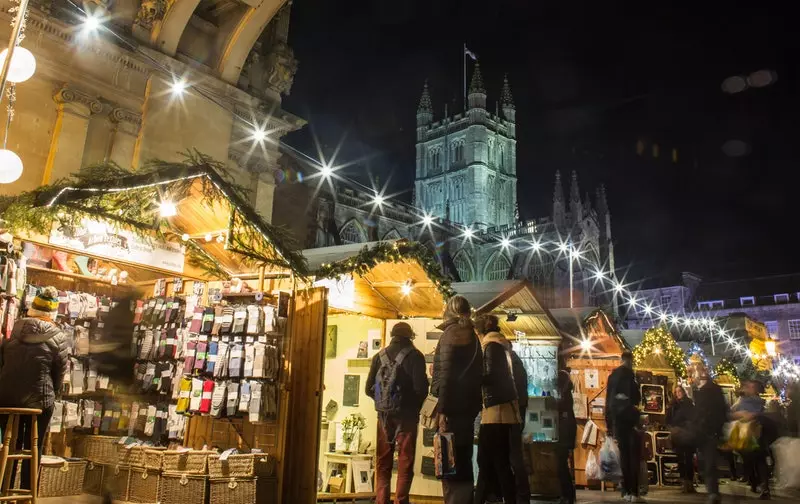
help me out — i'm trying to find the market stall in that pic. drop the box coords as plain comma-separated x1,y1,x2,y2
300,241,451,502
455,280,563,497
0,158,320,504
551,307,628,488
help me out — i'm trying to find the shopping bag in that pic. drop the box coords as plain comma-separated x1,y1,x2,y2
581,419,598,446
723,420,760,452
434,432,457,479
585,449,600,480
772,437,800,489
599,437,622,482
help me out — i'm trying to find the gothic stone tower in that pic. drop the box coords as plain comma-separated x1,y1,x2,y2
413,66,517,230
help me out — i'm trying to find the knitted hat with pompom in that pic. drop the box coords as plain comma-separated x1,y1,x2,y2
28,286,60,320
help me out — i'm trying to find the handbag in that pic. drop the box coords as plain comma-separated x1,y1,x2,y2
420,335,480,430
433,432,457,479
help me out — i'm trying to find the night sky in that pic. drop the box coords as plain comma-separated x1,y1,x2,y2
282,0,797,283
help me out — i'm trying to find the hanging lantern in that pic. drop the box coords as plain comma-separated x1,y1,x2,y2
0,47,36,83
0,149,23,184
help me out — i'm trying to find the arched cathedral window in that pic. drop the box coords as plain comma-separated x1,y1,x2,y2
340,221,366,244
486,254,511,281
454,252,474,282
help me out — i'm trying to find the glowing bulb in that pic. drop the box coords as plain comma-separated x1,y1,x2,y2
216,234,225,243
320,163,333,178
401,282,412,296
252,128,267,142
181,233,190,241
205,233,212,242
558,242,569,253
643,304,653,315
170,79,187,95
119,271,128,280
658,312,667,322
500,237,511,249
83,14,101,32
613,282,624,294
580,339,592,351
593,269,605,280
462,227,474,239
159,201,177,217
373,193,385,206
0,47,36,83
422,213,434,226
530,240,541,252
654,348,661,354
0,149,23,183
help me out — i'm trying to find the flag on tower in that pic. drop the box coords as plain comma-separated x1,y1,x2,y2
464,46,478,60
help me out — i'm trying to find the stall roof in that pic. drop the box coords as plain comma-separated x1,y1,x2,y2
552,307,630,354
3,161,307,281
453,280,561,340
302,241,447,319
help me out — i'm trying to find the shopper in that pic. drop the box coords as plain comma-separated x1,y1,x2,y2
0,287,68,490
606,350,643,503
556,370,577,504
689,362,728,504
366,321,429,504
667,385,696,493
732,379,770,499
473,314,519,504
788,382,800,437
510,342,530,504
431,295,483,504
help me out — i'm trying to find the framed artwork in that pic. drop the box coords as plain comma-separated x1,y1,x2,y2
641,384,666,414
352,460,373,492
356,341,369,359
325,325,338,359
342,374,360,407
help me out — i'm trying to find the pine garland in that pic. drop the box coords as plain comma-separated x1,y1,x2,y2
633,325,688,378
314,241,455,298
714,358,740,388
0,152,307,279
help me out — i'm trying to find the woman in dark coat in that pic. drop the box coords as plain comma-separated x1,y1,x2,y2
431,295,483,504
556,370,577,504
0,287,68,490
667,385,696,493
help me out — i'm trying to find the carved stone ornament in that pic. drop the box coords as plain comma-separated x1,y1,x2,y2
134,0,167,31
110,108,142,126
263,42,298,96
54,87,103,114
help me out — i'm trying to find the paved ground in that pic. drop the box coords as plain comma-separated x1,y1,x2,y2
35,481,800,503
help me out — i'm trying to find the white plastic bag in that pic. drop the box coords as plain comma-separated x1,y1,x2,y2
585,449,600,480
599,437,622,482
772,437,800,489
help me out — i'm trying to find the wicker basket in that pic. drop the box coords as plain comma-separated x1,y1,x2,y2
82,462,104,496
102,464,132,501
208,454,271,478
128,467,161,503
75,435,119,465
209,477,256,504
117,445,147,467
143,447,168,470
160,472,208,504
38,459,87,497
162,450,213,474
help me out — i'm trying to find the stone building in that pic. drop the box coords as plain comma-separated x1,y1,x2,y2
625,272,800,362
295,66,617,309
0,0,303,222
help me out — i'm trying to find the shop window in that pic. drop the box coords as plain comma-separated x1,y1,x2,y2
789,319,800,340
697,300,723,311
765,321,779,339
740,296,755,306
774,293,790,304
486,254,511,281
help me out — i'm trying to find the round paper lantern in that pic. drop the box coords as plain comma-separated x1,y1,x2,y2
0,47,36,83
0,149,23,184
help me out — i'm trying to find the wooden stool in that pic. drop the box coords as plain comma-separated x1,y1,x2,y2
0,408,43,503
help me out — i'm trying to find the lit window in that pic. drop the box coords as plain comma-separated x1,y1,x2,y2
454,253,473,282
740,296,755,306
774,293,790,304
486,254,511,281
765,321,779,339
788,319,800,340
660,295,672,307
697,300,724,311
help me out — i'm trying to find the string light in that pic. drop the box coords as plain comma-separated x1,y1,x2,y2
462,227,474,240
530,239,542,252
170,79,187,96
181,233,189,241
158,200,177,217
320,163,333,178
83,13,101,32
580,338,592,352
204,233,213,242
401,280,413,296
500,237,511,249
421,213,434,227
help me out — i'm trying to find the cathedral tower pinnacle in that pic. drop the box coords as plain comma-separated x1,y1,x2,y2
569,170,583,224
468,63,487,110
501,74,515,122
417,80,433,127
553,171,566,228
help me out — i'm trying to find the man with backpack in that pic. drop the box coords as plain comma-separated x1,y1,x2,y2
366,321,429,504
606,350,644,503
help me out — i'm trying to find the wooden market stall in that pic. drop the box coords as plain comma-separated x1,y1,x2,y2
550,307,628,488
299,241,450,503
0,160,324,504
454,280,564,497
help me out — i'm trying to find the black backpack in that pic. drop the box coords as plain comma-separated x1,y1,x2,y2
373,347,413,414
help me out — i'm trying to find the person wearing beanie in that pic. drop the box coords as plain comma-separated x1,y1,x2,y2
366,321,428,504
0,285,68,490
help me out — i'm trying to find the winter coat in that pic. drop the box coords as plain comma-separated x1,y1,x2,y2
431,318,482,419
480,332,520,424
558,387,578,449
0,317,68,410
691,380,728,440
605,365,641,432
511,350,528,418
365,336,429,419
667,396,694,429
